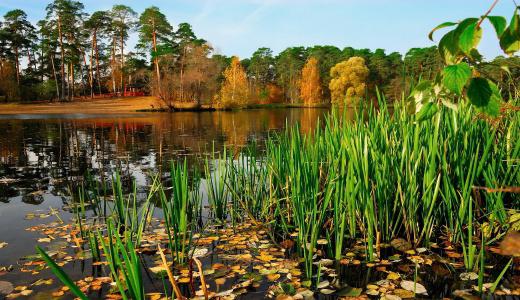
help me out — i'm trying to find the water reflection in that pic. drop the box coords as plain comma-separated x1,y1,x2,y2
0,109,329,205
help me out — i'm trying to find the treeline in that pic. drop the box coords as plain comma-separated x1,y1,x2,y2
0,1,518,107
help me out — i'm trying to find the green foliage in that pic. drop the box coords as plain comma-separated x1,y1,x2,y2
411,3,520,120
467,78,501,115
442,62,471,95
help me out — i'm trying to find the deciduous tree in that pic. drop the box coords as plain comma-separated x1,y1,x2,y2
299,57,322,104
219,56,249,108
329,56,369,105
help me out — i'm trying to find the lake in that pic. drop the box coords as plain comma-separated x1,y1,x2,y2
0,108,329,292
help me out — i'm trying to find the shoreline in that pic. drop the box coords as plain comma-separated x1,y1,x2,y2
0,96,331,115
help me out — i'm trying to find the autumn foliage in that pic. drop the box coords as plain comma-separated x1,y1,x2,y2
329,56,369,105
299,57,322,104
219,56,249,108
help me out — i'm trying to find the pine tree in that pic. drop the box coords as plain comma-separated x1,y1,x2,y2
138,6,172,99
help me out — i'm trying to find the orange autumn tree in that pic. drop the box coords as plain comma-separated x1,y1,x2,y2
219,56,249,108
299,57,322,105
329,56,369,105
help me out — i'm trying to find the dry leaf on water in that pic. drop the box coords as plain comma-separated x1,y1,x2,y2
499,231,520,256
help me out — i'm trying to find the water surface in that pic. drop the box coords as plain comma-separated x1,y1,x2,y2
0,108,328,288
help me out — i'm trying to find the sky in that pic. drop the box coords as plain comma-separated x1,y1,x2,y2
0,0,517,60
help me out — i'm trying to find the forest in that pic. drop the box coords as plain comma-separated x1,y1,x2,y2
1,0,519,109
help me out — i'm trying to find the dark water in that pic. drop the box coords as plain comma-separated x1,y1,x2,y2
0,109,328,285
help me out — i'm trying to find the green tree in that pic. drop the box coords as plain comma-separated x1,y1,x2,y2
110,5,138,93
306,45,343,100
275,46,308,102
138,6,173,98
84,11,111,96
248,47,275,88
3,9,36,84
45,0,87,100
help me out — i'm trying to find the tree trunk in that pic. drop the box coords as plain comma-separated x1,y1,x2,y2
88,37,94,98
120,32,124,95
58,15,66,101
94,30,102,95
152,20,162,98
50,50,60,100
111,36,117,94
14,47,20,85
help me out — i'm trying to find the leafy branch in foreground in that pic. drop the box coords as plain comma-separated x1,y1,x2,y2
410,0,519,119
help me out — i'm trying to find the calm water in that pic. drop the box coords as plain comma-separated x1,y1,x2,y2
0,108,328,288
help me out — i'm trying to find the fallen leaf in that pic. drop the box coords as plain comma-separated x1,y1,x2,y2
460,272,479,281
500,231,520,256
400,281,427,295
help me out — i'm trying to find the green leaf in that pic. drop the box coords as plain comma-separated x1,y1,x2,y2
459,22,482,55
416,102,439,122
439,30,460,65
500,9,520,55
466,78,502,116
36,246,89,300
442,62,471,95
487,16,507,37
429,21,458,41
409,80,433,103
499,29,520,55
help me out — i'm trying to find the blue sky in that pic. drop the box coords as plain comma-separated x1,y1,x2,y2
0,0,516,59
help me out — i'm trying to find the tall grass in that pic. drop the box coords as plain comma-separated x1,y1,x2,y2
160,160,202,264
225,97,519,279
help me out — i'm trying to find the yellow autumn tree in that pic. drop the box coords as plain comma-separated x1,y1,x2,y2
329,56,369,105
219,56,249,108
299,57,322,105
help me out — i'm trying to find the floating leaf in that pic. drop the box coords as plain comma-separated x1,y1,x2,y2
499,231,520,256
460,272,479,281
400,281,428,295
0,242,7,249
267,273,280,282
337,286,362,297
387,272,401,280
390,238,412,252
317,280,329,289
393,288,415,299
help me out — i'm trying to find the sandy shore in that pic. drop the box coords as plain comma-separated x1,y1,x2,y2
0,96,166,115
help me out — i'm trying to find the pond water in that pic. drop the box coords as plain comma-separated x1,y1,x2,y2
0,108,329,293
